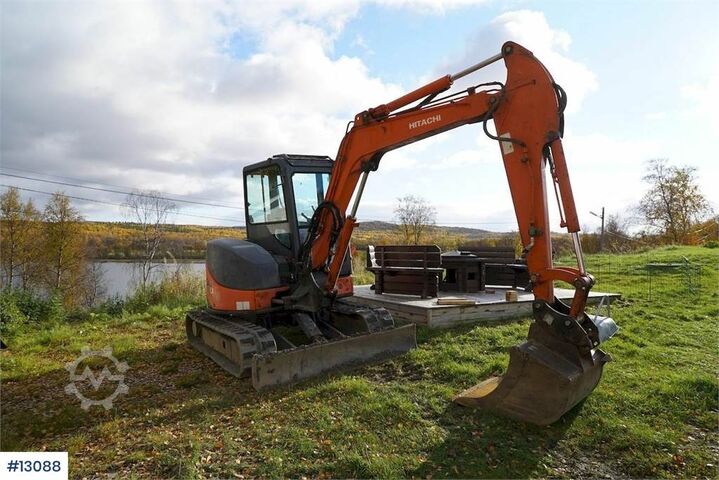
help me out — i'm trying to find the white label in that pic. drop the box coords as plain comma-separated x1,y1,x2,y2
235,301,250,311
409,114,442,130
0,452,68,480
499,132,514,155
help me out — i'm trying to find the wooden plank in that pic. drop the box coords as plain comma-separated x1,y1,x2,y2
379,274,439,284
373,258,441,268
374,251,440,260
376,245,441,253
436,297,477,305
376,286,435,297
342,296,430,324
429,302,530,328
368,265,443,272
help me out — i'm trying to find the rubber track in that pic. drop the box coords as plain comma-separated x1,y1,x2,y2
331,301,394,332
186,309,276,377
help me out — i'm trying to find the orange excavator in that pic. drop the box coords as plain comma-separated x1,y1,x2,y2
186,41,618,425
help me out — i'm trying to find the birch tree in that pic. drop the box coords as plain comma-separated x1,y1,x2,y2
124,190,176,286
43,192,86,306
0,188,42,288
394,195,436,245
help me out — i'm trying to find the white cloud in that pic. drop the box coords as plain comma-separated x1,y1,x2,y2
439,10,597,113
644,112,667,121
560,131,662,228
2,2,612,230
374,0,489,13
680,70,719,133
350,34,374,56
1,1,404,223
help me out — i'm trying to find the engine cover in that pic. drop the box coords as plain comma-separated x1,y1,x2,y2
207,238,282,290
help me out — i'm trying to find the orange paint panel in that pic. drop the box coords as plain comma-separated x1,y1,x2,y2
206,269,288,312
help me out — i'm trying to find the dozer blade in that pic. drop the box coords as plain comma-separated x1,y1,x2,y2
454,301,618,425
251,323,416,390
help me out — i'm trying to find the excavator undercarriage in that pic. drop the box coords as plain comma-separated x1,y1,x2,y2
186,302,416,389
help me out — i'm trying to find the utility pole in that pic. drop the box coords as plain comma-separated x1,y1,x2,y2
590,207,605,252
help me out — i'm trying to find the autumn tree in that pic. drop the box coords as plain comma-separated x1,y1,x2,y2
394,195,436,245
43,192,87,306
0,187,42,288
124,190,176,286
1,187,23,286
638,159,712,244
18,199,43,288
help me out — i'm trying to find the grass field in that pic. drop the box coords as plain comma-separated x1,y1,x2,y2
1,246,717,479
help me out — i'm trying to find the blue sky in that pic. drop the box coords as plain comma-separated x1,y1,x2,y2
1,0,717,232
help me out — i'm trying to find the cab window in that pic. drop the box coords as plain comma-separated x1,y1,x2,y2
292,172,330,227
246,166,287,224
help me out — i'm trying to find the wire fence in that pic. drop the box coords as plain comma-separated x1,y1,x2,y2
557,252,705,305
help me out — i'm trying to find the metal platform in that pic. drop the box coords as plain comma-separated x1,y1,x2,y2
345,285,620,329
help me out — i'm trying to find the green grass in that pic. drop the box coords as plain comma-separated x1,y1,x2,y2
1,246,717,479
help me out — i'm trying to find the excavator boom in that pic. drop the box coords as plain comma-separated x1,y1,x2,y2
291,41,618,424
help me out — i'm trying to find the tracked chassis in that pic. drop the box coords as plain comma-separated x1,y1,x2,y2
186,302,416,389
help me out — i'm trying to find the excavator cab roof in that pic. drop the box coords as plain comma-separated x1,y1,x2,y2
243,154,334,175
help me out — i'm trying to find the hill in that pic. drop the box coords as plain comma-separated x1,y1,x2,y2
82,221,245,259
358,220,495,237
84,221,510,259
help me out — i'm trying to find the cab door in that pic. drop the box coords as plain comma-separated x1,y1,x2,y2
289,170,353,278
290,170,330,249
244,164,294,258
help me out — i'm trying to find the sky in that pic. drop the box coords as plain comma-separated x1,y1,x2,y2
1,0,717,232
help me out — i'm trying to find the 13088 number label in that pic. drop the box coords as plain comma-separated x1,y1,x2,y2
1,452,68,480
16,460,62,472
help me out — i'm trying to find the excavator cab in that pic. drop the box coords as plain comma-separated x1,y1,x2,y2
242,154,354,288
245,155,332,260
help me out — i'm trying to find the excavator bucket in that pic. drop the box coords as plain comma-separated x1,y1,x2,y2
454,300,618,425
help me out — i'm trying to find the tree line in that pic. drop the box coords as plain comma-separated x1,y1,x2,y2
0,188,100,308
2,158,715,308
0,188,190,308
83,222,243,260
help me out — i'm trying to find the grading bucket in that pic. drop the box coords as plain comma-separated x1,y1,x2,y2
454,300,618,425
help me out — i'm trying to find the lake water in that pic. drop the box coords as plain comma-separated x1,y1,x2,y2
96,260,205,299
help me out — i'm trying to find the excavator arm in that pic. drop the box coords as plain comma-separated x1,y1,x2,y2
294,41,618,425
307,42,586,313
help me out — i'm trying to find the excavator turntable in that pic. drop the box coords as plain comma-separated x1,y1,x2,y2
186,41,618,425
